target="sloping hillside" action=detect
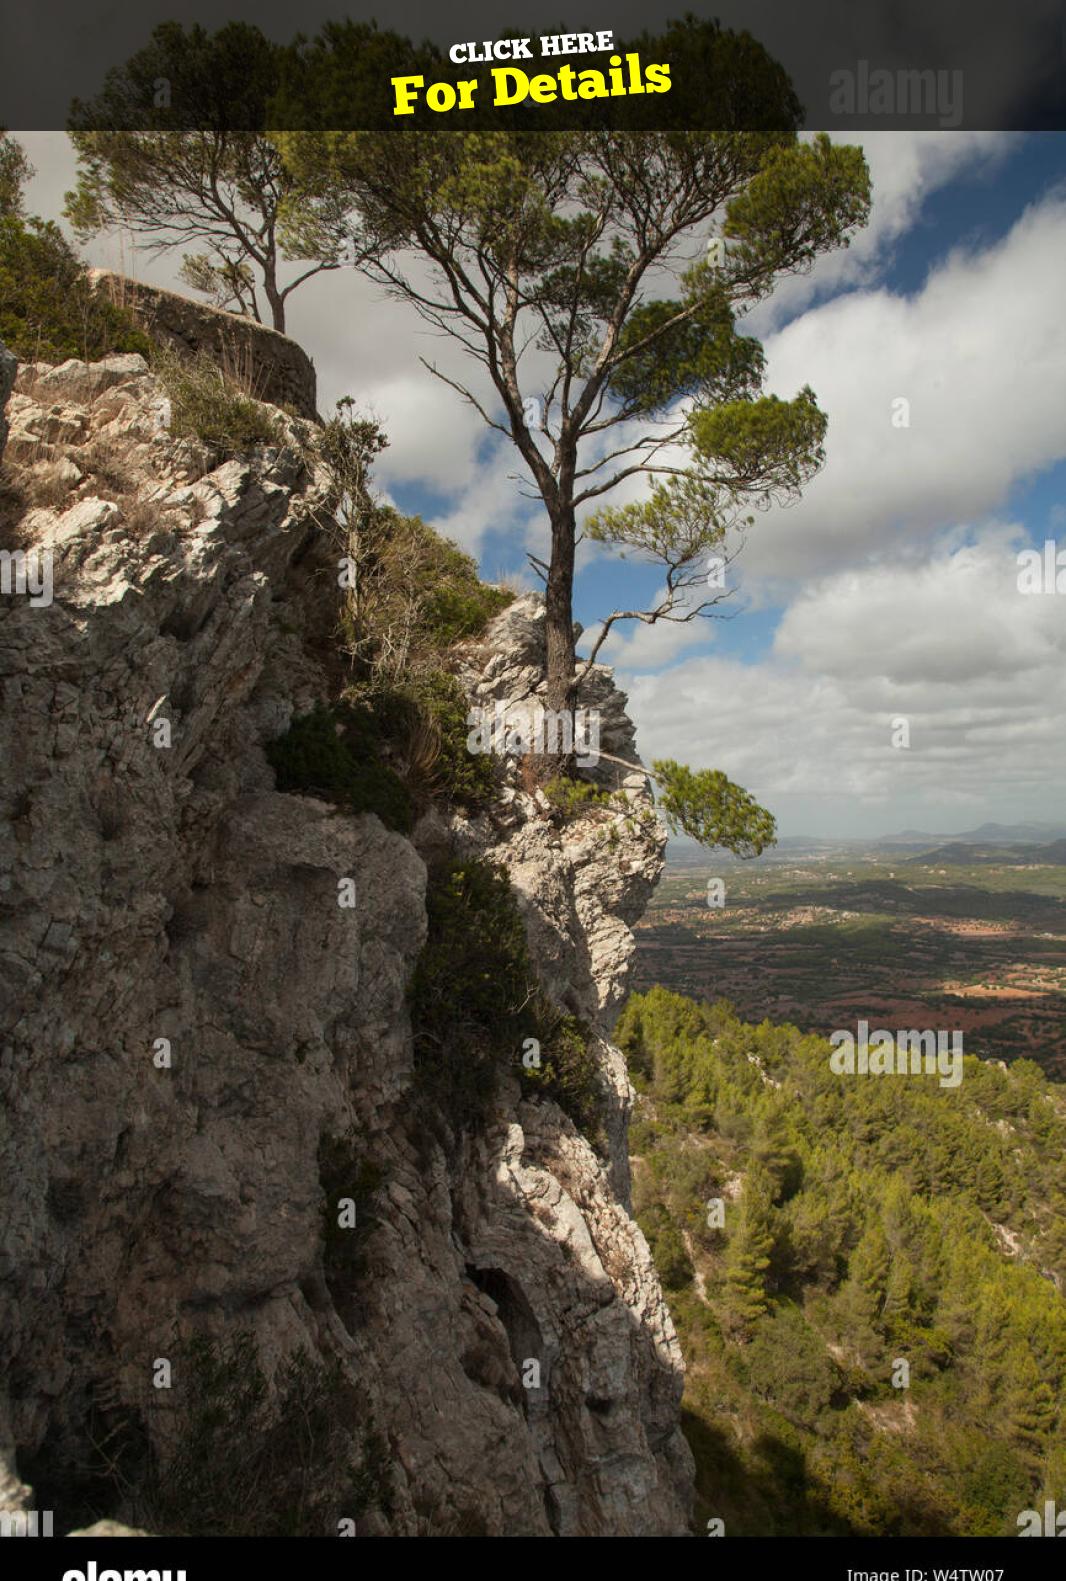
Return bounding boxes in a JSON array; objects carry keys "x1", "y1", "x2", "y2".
[{"x1": 619, "y1": 986, "x2": 1066, "y2": 1536}]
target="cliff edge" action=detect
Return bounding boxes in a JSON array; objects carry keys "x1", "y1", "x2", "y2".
[{"x1": 0, "y1": 350, "x2": 693, "y2": 1535}]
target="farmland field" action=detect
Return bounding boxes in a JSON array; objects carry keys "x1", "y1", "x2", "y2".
[{"x1": 633, "y1": 846, "x2": 1066, "y2": 1076}]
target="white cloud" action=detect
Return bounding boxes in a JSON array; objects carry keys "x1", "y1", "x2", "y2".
[
  {"x1": 622, "y1": 533, "x2": 1066, "y2": 834},
  {"x1": 421, "y1": 438, "x2": 546, "y2": 559},
  {"x1": 773, "y1": 529, "x2": 1064, "y2": 683},
  {"x1": 746, "y1": 130, "x2": 1013, "y2": 334},
  {"x1": 736, "y1": 189, "x2": 1066, "y2": 590}
]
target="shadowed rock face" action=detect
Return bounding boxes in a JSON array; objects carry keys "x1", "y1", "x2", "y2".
[
  {"x1": 88, "y1": 272, "x2": 319, "y2": 422},
  {"x1": 0, "y1": 353, "x2": 694, "y2": 1536}
]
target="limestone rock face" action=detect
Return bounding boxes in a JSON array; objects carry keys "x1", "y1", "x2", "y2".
[
  {"x1": 0, "y1": 355, "x2": 693, "y2": 1536},
  {"x1": 449, "y1": 596, "x2": 668, "y2": 1208},
  {"x1": 454, "y1": 593, "x2": 664, "y2": 1027},
  {"x1": 66, "y1": 1521, "x2": 151, "y2": 1537},
  {"x1": 89, "y1": 272, "x2": 319, "y2": 421}
]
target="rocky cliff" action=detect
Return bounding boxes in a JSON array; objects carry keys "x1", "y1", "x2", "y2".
[
  {"x1": 89, "y1": 273, "x2": 320, "y2": 422},
  {"x1": 0, "y1": 349, "x2": 693, "y2": 1535}
]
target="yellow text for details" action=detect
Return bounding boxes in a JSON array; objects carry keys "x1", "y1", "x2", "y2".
[{"x1": 391, "y1": 55, "x2": 671, "y2": 116}]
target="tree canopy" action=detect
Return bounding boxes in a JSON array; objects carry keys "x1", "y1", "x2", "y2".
[
  {"x1": 622, "y1": 986, "x2": 1066, "y2": 1534},
  {"x1": 278, "y1": 117, "x2": 869, "y2": 713},
  {"x1": 65, "y1": 22, "x2": 353, "y2": 331}
]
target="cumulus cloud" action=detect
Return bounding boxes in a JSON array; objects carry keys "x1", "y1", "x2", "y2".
[
  {"x1": 745, "y1": 131, "x2": 1013, "y2": 334},
  {"x1": 739, "y1": 188, "x2": 1066, "y2": 590},
  {"x1": 621, "y1": 533, "x2": 1066, "y2": 834}
]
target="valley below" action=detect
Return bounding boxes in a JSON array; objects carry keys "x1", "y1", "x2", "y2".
[{"x1": 633, "y1": 840, "x2": 1066, "y2": 1077}]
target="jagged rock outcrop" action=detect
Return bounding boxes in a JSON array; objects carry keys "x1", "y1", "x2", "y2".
[
  {"x1": 67, "y1": 1521, "x2": 150, "y2": 1537},
  {"x1": 89, "y1": 272, "x2": 319, "y2": 422},
  {"x1": 447, "y1": 597, "x2": 666, "y2": 1207},
  {"x1": 0, "y1": 353, "x2": 693, "y2": 1535}
]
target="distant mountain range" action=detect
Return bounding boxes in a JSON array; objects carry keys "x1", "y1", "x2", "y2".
[
  {"x1": 882, "y1": 821, "x2": 1066, "y2": 847},
  {"x1": 909, "y1": 836, "x2": 1066, "y2": 867},
  {"x1": 665, "y1": 821, "x2": 1066, "y2": 866}
]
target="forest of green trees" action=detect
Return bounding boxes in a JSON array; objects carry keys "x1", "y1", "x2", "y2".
[{"x1": 617, "y1": 987, "x2": 1066, "y2": 1536}]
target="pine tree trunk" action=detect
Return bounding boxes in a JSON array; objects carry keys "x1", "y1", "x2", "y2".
[
  {"x1": 264, "y1": 262, "x2": 286, "y2": 334},
  {"x1": 544, "y1": 501, "x2": 576, "y2": 716}
]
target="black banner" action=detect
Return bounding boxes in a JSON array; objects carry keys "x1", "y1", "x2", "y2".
[
  {"x1": 0, "y1": 0, "x2": 1064, "y2": 130},
  {"x1": 4, "y1": 1533, "x2": 1066, "y2": 1571}
]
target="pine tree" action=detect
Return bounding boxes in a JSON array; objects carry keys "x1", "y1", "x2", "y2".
[
  {"x1": 724, "y1": 1165, "x2": 777, "y2": 1333},
  {"x1": 881, "y1": 1253, "x2": 915, "y2": 1342},
  {"x1": 1003, "y1": 1351, "x2": 1057, "y2": 1460},
  {"x1": 974, "y1": 1152, "x2": 1007, "y2": 1216},
  {"x1": 752, "y1": 1100, "x2": 801, "y2": 1202}
]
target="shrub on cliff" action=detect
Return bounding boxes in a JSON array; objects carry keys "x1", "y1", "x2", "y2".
[
  {"x1": 318, "y1": 400, "x2": 512, "y2": 680},
  {"x1": 418, "y1": 539, "x2": 513, "y2": 647},
  {"x1": 411, "y1": 859, "x2": 535, "y2": 1133},
  {"x1": 318, "y1": 1131, "x2": 384, "y2": 1329},
  {"x1": 135, "y1": 1332, "x2": 387, "y2": 1535},
  {"x1": 275, "y1": 398, "x2": 515, "y2": 819},
  {"x1": 153, "y1": 345, "x2": 285, "y2": 459},
  {"x1": 366, "y1": 668, "x2": 498, "y2": 811},
  {"x1": 266, "y1": 700, "x2": 414, "y2": 833},
  {"x1": 411, "y1": 857, "x2": 606, "y2": 1147},
  {"x1": 269, "y1": 675, "x2": 498, "y2": 826},
  {"x1": 0, "y1": 211, "x2": 148, "y2": 364},
  {"x1": 518, "y1": 1009, "x2": 607, "y2": 1152},
  {"x1": 542, "y1": 776, "x2": 616, "y2": 817}
]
